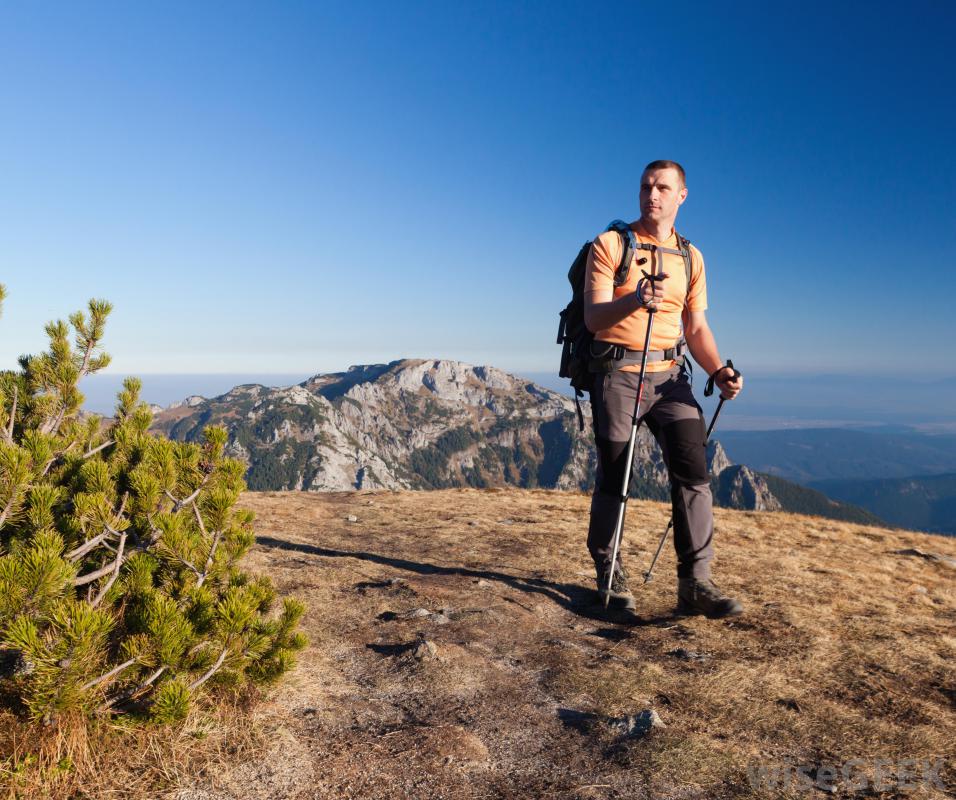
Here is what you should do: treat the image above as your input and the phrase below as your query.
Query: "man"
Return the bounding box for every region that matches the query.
[583,159,743,618]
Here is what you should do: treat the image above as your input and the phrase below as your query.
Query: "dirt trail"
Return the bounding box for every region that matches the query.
[176,488,956,800]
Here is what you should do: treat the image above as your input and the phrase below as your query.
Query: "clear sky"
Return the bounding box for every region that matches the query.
[2,1,954,378]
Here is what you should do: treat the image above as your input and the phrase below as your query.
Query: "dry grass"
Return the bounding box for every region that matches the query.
[2,488,954,798]
[0,688,269,798]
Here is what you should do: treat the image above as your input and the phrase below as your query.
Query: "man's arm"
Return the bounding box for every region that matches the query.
[584,232,667,332]
[584,288,643,332]
[585,272,667,332]
[683,309,743,399]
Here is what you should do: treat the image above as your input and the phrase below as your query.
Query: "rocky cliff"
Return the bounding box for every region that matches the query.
[150,359,802,513]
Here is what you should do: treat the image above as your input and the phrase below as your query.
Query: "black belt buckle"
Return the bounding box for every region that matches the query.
[612,345,625,360]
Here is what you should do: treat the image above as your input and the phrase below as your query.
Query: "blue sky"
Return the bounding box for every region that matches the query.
[2,1,954,379]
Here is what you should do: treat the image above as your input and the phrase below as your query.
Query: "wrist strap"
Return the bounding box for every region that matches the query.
[704,359,737,397]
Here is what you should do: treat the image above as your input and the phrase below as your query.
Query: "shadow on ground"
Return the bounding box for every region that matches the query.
[256,534,679,627]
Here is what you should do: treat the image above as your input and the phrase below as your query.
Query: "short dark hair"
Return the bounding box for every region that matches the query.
[643,160,686,187]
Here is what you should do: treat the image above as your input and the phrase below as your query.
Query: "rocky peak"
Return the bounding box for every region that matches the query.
[714,465,783,512]
[168,394,207,409]
[707,440,733,477]
[148,358,804,516]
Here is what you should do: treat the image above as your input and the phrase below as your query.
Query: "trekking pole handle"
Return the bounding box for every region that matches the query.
[637,269,665,314]
[704,359,739,398]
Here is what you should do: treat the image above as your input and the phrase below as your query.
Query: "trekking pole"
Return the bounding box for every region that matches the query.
[642,359,739,584]
[602,255,665,609]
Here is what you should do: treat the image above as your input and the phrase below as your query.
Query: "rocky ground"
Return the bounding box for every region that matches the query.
[162,488,956,800]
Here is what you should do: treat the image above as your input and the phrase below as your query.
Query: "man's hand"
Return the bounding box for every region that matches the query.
[636,271,668,310]
[714,366,743,400]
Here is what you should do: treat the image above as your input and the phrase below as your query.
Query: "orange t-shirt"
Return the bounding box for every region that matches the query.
[584,222,707,373]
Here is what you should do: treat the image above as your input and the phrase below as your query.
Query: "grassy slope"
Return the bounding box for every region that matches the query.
[4,489,954,799]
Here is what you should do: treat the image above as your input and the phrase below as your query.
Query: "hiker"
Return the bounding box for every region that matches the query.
[583,159,744,618]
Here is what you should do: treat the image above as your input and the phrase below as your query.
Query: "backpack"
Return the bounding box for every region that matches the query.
[556,220,693,430]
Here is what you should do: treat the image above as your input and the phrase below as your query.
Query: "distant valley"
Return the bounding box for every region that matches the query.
[717,428,956,483]
[716,428,956,535]
[809,474,956,536]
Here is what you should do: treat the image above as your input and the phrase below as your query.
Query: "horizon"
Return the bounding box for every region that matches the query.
[77,362,956,433]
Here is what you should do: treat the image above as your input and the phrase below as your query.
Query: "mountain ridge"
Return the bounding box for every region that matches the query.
[149,358,880,526]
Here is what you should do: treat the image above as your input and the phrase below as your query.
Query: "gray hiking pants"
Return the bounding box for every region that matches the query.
[588,362,714,580]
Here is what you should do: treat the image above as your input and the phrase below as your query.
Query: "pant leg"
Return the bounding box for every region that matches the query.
[587,369,650,569]
[643,365,714,580]
[587,439,627,568]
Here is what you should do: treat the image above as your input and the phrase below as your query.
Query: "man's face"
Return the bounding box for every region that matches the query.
[639,167,687,224]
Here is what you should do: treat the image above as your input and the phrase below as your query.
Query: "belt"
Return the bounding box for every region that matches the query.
[588,338,687,372]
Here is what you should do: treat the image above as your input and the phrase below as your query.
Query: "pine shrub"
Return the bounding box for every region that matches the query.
[0,287,306,723]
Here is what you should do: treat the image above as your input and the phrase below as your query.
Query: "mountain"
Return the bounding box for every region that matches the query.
[149,359,877,524]
[717,428,956,484]
[152,359,598,493]
[810,473,956,536]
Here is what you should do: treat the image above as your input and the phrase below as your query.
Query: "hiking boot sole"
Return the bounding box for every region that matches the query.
[597,590,636,611]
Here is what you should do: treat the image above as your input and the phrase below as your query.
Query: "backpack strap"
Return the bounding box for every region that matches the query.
[673,231,694,354]
[605,220,637,287]
[675,231,693,301]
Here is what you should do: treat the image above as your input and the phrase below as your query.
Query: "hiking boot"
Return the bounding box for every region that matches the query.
[677,577,743,619]
[595,562,636,611]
